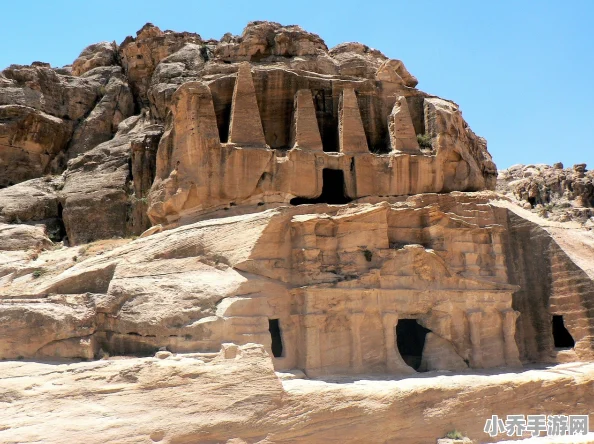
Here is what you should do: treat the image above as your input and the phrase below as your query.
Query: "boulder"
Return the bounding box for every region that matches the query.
[71,42,118,76]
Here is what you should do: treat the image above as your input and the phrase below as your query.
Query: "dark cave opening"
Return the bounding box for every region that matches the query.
[49,202,67,242]
[396,319,431,371]
[268,318,284,358]
[290,169,352,205]
[552,315,575,348]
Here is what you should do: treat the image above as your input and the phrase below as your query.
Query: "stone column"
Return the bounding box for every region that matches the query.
[228,62,266,146]
[501,309,522,367]
[382,312,415,374]
[290,89,323,151]
[338,88,369,154]
[466,310,483,368]
[285,314,301,369]
[303,314,324,377]
[388,96,420,153]
[350,312,365,372]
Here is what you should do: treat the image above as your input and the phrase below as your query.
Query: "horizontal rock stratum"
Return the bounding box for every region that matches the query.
[0,21,593,443]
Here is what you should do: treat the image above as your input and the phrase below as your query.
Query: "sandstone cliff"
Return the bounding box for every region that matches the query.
[0,21,593,444]
[498,163,594,227]
[1,21,496,244]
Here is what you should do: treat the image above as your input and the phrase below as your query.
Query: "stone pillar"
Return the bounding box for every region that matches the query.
[285,314,301,369]
[169,82,221,179]
[303,314,324,377]
[501,309,522,367]
[382,312,416,374]
[350,312,365,372]
[290,89,323,151]
[228,62,267,146]
[338,88,369,154]
[466,310,483,368]
[388,96,420,153]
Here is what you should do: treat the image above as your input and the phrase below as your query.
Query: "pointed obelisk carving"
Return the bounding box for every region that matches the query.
[389,96,420,153]
[228,62,266,146]
[338,88,369,154]
[168,82,220,180]
[290,89,323,151]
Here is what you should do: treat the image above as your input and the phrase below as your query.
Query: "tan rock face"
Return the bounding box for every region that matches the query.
[0,20,495,241]
[61,115,163,244]
[290,89,323,151]
[118,23,202,107]
[228,63,267,146]
[147,66,496,224]
[0,194,577,374]
[389,95,420,153]
[0,344,593,443]
[71,41,118,76]
[216,21,328,62]
[498,163,594,225]
[0,20,593,442]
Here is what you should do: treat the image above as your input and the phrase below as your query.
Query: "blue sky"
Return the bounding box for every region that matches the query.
[1,0,592,169]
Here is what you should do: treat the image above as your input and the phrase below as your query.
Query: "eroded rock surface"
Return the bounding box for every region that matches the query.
[0,344,593,443]
[0,20,593,442]
[498,163,594,226]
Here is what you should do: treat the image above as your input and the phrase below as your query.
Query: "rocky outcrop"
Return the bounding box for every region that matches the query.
[0,194,528,371]
[216,21,328,61]
[0,223,53,251]
[0,60,135,187]
[0,345,593,443]
[61,115,162,244]
[66,67,135,159]
[0,21,496,241]
[147,62,496,224]
[498,163,594,226]
[71,41,118,76]
[0,64,95,186]
[0,20,593,443]
[119,23,202,108]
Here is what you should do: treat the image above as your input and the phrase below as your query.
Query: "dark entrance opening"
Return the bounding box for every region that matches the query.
[268,319,284,358]
[290,169,352,205]
[396,319,431,371]
[552,315,575,348]
[46,202,67,242]
[311,89,339,153]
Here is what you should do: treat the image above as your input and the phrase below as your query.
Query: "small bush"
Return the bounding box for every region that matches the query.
[445,430,464,439]
[130,194,149,205]
[417,133,433,148]
[32,269,45,278]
